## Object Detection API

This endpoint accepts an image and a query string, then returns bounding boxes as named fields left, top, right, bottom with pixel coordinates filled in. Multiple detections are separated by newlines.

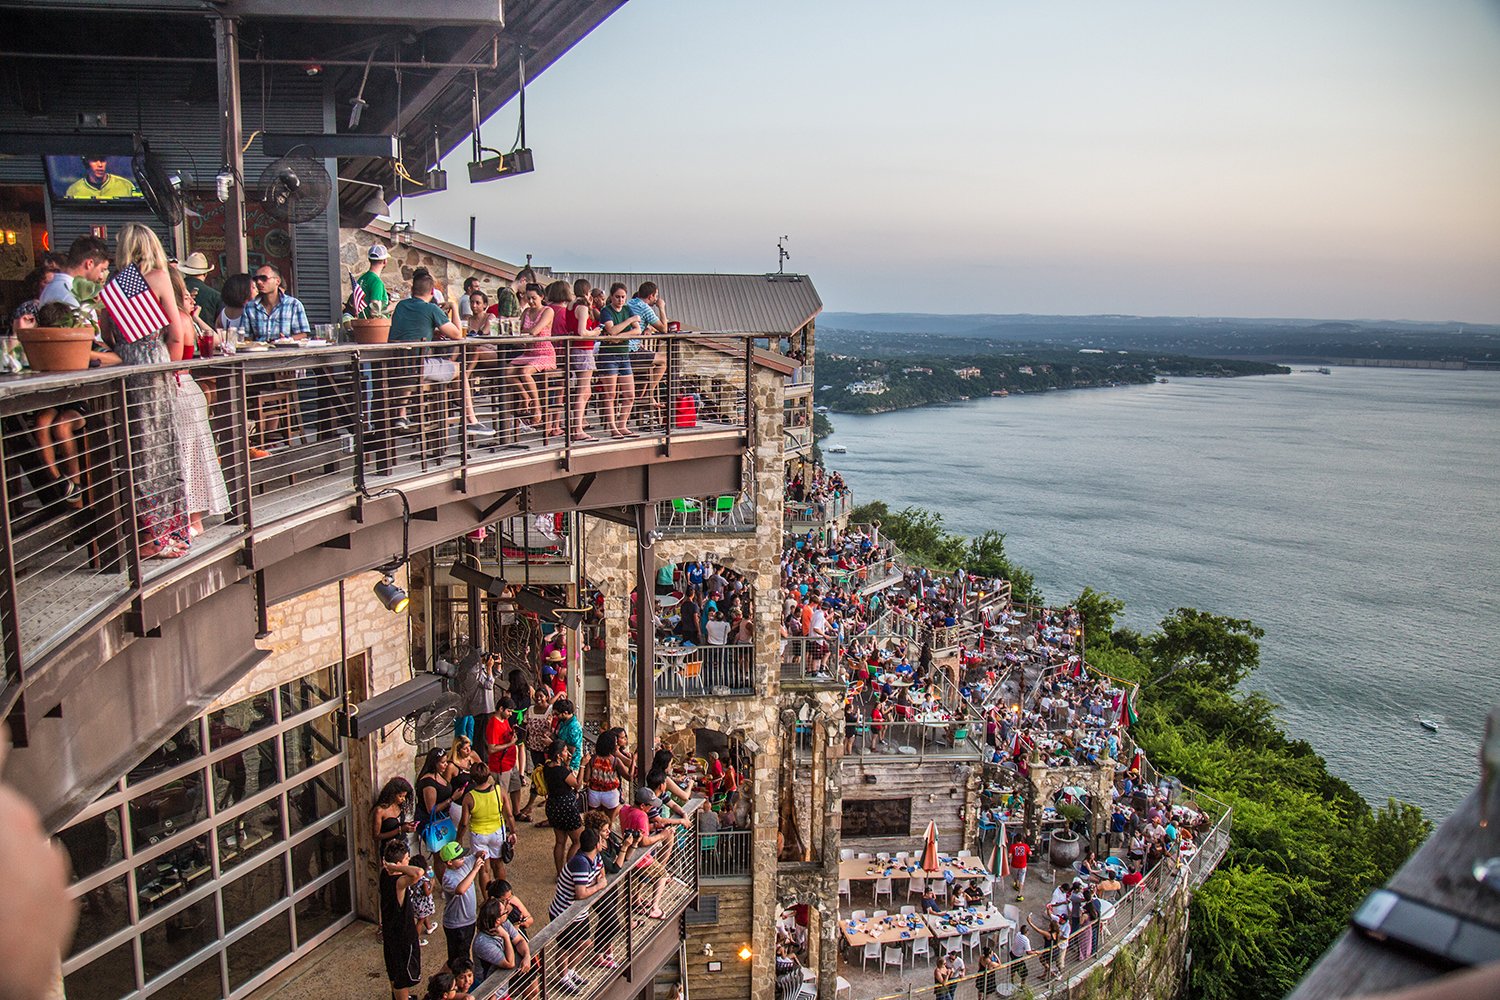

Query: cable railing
left=472, top=802, right=703, bottom=1000
left=656, top=494, right=755, bottom=533
left=630, top=642, right=758, bottom=698
left=0, top=332, right=759, bottom=697
left=699, top=828, right=753, bottom=880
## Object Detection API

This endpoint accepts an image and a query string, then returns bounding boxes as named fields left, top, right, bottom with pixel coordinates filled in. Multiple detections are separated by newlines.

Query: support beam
left=477, top=487, right=521, bottom=524
left=215, top=16, right=248, bottom=274
left=633, top=503, right=656, bottom=784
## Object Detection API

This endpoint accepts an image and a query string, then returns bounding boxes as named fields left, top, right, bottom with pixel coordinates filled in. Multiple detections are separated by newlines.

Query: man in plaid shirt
left=245, top=264, right=311, bottom=341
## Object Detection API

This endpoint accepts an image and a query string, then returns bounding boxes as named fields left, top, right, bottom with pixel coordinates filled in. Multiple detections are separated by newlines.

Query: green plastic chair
left=669, top=497, right=701, bottom=527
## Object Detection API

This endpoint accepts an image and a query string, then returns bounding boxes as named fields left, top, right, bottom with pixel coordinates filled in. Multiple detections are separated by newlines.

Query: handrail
left=0, top=332, right=760, bottom=700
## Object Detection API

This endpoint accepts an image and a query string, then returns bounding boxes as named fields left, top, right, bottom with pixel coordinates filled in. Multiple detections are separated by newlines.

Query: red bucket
left=674, top=395, right=698, bottom=429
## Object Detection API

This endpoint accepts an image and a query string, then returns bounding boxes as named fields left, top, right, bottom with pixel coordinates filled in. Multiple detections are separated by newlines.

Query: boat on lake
left=1419, top=719, right=1439, bottom=733
left=827, top=445, right=847, bottom=454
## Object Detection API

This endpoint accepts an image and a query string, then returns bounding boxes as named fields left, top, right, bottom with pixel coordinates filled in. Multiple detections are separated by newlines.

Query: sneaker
left=560, top=971, right=585, bottom=994
left=249, top=446, right=271, bottom=460
left=465, top=421, right=496, bottom=438
left=595, top=953, right=618, bottom=970
left=394, top=416, right=413, bottom=433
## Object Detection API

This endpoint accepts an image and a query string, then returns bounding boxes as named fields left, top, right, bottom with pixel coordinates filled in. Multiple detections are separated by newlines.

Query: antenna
left=777, top=235, right=790, bottom=275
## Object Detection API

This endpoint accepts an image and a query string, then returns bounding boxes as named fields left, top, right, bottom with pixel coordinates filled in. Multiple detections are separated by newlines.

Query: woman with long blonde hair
left=105, top=223, right=192, bottom=558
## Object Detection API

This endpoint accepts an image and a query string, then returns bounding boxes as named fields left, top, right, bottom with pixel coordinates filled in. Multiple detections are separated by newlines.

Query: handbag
left=421, top=356, right=458, bottom=383
left=420, top=814, right=457, bottom=853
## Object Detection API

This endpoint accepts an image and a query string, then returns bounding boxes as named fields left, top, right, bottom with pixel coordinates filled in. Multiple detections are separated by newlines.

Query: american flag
left=350, top=271, right=365, bottom=317
left=98, top=264, right=168, bottom=345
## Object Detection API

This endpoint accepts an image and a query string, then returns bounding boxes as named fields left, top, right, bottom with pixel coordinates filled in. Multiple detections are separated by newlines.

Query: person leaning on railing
left=389, top=272, right=463, bottom=433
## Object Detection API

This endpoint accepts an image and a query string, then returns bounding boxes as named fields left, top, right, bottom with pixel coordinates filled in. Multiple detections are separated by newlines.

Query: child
left=409, top=851, right=438, bottom=943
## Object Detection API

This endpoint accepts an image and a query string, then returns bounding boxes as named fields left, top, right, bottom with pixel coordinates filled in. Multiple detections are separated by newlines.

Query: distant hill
left=818, top=312, right=1500, bottom=364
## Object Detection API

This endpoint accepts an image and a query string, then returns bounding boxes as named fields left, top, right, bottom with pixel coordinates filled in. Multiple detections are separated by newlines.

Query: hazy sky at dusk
left=414, top=1, right=1500, bottom=322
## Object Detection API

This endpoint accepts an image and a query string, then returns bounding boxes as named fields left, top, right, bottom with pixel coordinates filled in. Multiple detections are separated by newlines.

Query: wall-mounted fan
left=258, top=150, right=331, bottom=224
left=133, top=140, right=185, bottom=226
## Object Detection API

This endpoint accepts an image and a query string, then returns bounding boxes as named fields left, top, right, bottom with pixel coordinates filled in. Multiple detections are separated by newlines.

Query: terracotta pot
left=1049, top=829, right=1083, bottom=867
left=350, top=318, right=391, bottom=345
left=18, top=327, right=95, bottom=372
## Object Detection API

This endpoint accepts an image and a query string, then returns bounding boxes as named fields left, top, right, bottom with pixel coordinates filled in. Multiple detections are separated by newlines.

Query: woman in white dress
left=168, top=267, right=231, bottom=537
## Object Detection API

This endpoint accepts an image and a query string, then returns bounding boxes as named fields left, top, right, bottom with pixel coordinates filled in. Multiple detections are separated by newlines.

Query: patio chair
left=942, top=937, right=963, bottom=959
left=681, top=658, right=704, bottom=694
left=711, top=493, right=737, bottom=526
left=965, top=931, right=981, bottom=959
left=911, top=936, right=932, bottom=965
left=667, top=497, right=701, bottom=528
left=1003, top=904, right=1021, bottom=926
left=861, top=941, right=881, bottom=971
left=873, top=878, right=893, bottom=907
left=834, top=977, right=853, bottom=1000
left=840, top=848, right=854, bottom=862
left=856, top=852, right=874, bottom=860
left=957, top=849, right=973, bottom=859
left=882, top=946, right=904, bottom=973
left=872, top=910, right=888, bottom=920
left=907, top=876, right=926, bottom=899
left=839, top=880, right=851, bottom=904
left=900, top=905, right=917, bottom=916
left=876, top=852, right=890, bottom=862
left=851, top=910, right=868, bottom=921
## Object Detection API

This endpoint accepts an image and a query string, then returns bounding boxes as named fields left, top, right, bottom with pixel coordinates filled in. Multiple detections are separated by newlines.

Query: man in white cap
left=359, top=243, right=391, bottom=314
left=175, top=251, right=221, bottom=323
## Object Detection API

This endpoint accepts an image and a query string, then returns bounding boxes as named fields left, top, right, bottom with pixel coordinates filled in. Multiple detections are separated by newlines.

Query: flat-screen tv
left=44, top=154, right=144, bottom=205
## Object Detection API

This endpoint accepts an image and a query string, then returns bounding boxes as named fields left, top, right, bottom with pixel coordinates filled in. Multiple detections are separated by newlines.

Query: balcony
left=699, top=828, right=753, bottom=881
left=784, top=423, right=814, bottom=453
left=783, top=491, right=852, bottom=532
left=632, top=643, right=757, bottom=698
left=0, top=333, right=756, bottom=826
left=656, top=494, right=755, bottom=534
left=474, top=806, right=705, bottom=1000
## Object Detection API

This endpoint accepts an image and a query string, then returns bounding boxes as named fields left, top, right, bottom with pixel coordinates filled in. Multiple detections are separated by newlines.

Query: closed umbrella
left=920, top=820, right=941, bottom=873
left=988, top=819, right=1011, bottom=879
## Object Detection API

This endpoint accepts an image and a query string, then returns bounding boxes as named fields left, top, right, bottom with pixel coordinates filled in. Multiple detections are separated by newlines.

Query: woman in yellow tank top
left=459, top=761, right=514, bottom=891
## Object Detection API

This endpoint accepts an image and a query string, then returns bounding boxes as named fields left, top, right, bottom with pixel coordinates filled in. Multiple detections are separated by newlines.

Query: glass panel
left=280, top=665, right=337, bottom=717
left=227, top=910, right=291, bottom=990
left=148, top=953, right=224, bottom=1000
left=222, top=854, right=287, bottom=934
left=58, top=807, right=125, bottom=881
left=282, top=713, right=339, bottom=779
left=129, top=770, right=208, bottom=849
left=126, top=723, right=203, bottom=786
left=68, top=875, right=130, bottom=957
left=218, top=797, right=284, bottom=874
left=294, top=870, right=352, bottom=944
left=63, top=942, right=134, bottom=1000
left=208, top=693, right=277, bottom=751
left=134, top=834, right=212, bottom=917
left=287, top=769, right=345, bottom=835
left=139, top=895, right=216, bottom=983
left=291, top=818, right=348, bottom=890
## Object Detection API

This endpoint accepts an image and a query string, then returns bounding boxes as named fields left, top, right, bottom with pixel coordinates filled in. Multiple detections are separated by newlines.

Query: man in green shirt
left=389, top=272, right=461, bottom=432
left=176, top=252, right=222, bottom=325
left=357, top=244, right=390, bottom=315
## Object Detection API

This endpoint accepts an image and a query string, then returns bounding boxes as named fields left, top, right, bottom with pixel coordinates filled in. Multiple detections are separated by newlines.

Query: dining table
left=840, top=912, right=932, bottom=948
left=838, top=853, right=991, bottom=883
left=923, top=905, right=1016, bottom=940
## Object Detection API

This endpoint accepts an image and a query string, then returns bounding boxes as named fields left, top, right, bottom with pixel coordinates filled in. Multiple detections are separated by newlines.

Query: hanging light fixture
left=374, top=574, right=409, bottom=613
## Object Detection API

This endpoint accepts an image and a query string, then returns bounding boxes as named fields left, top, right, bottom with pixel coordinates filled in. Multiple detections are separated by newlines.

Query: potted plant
left=1048, top=802, right=1087, bottom=867
left=349, top=297, right=391, bottom=344
left=18, top=301, right=96, bottom=372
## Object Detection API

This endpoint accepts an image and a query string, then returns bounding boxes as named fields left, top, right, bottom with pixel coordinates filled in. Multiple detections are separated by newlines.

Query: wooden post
left=634, top=503, right=656, bottom=783
left=215, top=16, right=248, bottom=274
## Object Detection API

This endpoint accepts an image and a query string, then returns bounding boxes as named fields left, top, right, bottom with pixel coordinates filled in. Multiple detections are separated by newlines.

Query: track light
left=375, top=575, right=409, bottom=613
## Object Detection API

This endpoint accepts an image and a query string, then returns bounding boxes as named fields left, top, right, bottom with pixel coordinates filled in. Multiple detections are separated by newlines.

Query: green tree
left=1146, top=607, right=1265, bottom=690
left=1074, top=586, right=1124, bottom=647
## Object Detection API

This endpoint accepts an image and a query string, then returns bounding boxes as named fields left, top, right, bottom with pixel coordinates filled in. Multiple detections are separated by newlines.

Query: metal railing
left=0, top=332, right=759, bottom=703
left=781, top=635, right=844, bottom=684
left=473, top=803, right=703, bottom=1000
left=656, top=494, right=755, bottom=533
left=785, top=423, right=814, bottom=450
left=783, top=490, right=852, bottom=529
left=632, top=642, right=757, bottom=698
left=699, top=828, right=753, bottom=880
left=434, top=512, right=574, bottom=565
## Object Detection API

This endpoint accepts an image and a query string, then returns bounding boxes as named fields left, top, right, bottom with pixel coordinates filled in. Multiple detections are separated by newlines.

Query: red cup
left=667, top=321, right=681, bottom=333
left=197, top=331, right=216, bottom=358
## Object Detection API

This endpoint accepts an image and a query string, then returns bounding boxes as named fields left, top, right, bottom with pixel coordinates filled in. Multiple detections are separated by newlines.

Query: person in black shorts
left=380, top=839, right=424, bottom=999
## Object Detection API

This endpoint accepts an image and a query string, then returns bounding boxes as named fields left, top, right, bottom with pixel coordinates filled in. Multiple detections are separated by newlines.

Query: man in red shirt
left=485, top=696, right=523, bottom=817
left=1009, top=838, right=1032, bottom=901
left=1120, top=861, right=1145, bottom=890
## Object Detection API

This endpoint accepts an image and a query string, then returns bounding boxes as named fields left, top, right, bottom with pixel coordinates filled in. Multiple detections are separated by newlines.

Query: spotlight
left=374, top=575, right=409, bottom=613
left=737, top=945, right=752, bottom=961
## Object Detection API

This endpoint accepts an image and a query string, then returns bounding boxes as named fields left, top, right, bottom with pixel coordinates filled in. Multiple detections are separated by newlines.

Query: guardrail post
left=0, top=431, right=26, bottom=726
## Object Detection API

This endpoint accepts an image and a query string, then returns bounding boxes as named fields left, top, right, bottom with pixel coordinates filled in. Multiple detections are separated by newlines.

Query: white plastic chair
left=1003, top=904, right=1021, bottom=926
left=882, top=945, right=904, bottom=973
left=839, top=879, right=851, bottom=904
left=873, top=877, right=893, bottom=907
left=872, top=909, right=888, bottom=919
left=958, top=849, right=973, bottom=859
left=900, top=904, right=917, bottom=916
left=840, top=848, right=854, bottom=861
left=908, top=875, right=926, bottom=899
left=851, top=909, right=868, bottom=921
left=942, top=937, right=964, bottom=958
left=876, top=851, right=890, bottom=862
left=894, top=851, right=910, bottom=864
left=965, top=931, right=981, bottom=959
left=856, top=852, right=874, bottom=860
left=862, top=941, right=881, bottom=971
left=979, top=878, right=996, bottom=902
left=835, top=977, right=853, bottom=1000
left=911, top=936, right=932, bottom=965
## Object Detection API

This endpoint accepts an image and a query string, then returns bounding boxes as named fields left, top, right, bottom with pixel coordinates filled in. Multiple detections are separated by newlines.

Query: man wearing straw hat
left=174, top=251, right=222, bottom=325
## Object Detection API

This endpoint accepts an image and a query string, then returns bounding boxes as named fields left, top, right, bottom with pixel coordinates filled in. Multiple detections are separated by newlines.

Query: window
left=841, top=798, right=912, bottom=838
left=57, top=664, right=354, bottom=999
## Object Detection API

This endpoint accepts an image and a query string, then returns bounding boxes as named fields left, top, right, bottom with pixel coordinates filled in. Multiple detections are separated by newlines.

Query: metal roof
left=560, top=272, right=822, bottom=337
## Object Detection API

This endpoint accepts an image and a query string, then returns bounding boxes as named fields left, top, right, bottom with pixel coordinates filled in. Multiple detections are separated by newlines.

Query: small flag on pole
left=350, top=271, right=366, bottom=317
left=98, top=264, right=168, bottom=345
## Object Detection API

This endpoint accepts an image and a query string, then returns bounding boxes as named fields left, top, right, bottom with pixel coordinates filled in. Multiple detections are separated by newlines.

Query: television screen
left=44, top=154, right=144, bottom=204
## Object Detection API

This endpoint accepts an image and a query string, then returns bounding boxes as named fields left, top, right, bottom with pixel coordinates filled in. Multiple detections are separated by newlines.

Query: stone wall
left=339, top=227, right=516, bottom=307
left=208, top=566, right=418, bottom=920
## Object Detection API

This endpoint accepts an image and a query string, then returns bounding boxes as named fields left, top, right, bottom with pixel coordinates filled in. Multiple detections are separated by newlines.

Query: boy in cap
left=358, top=243, right=391, bottom=313
left=438, top=841, right=482, bottom=966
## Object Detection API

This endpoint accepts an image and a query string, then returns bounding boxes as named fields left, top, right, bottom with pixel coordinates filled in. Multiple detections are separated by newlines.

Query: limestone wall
left=1067, top=872, right=1194, bottom=1000
left=339, top=228, right=516, bottom=307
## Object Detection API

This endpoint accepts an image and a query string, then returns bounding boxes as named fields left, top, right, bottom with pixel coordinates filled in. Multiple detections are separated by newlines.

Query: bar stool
left=254, top=388, right=301, bottom=451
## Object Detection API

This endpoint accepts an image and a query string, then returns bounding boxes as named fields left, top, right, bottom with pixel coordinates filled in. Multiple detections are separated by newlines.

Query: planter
left=18, top=327, right=95, bottom=372
left=1049, top=829, right=1083, bottom=868
left=349, top=318, right=391, bottom=344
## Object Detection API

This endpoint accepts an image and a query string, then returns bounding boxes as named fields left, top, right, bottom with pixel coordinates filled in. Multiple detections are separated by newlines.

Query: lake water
left=824, top=366, right=1500, bottom=817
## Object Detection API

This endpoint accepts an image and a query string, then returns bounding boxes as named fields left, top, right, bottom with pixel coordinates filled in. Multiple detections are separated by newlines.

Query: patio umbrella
left=1129, top=749, right=1143, bottom=774
left=920, top=821, right=941, bottom=873
left=988, top=819, right=1011, bottom=879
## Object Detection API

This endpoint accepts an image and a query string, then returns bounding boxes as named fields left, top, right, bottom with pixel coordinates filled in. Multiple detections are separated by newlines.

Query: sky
left=411, top=0, right=1500, bottom=323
